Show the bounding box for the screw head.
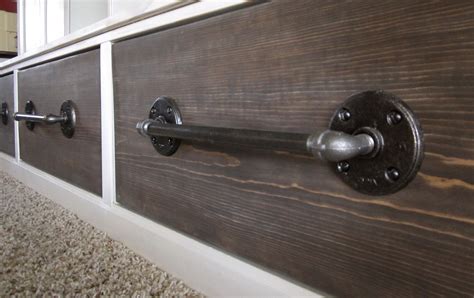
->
[338,108,351,121]
[385,167,400,182]
[387,111,402,125]
[150,108,157,115]
[151,136,158,144]
[337,161,350,173]
[25,101,34,114]
[166,106,173,114]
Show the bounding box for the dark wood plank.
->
[19,49,102,195]
[0,74,14,157]
[113,1,474,296]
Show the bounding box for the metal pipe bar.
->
[139,119,310,154]
[136,119,375,162]
[14,113,66,124]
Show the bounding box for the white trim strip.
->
[100,41,116,207]
[17,0,26,55]
[0,154,320,297]
[13,69,20,162]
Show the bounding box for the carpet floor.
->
[0,170,203,297]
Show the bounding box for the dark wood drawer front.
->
[0,74,14,157]
[18,50,102,195]
[113,1,474,296]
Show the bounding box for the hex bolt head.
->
[151,136,158,144]
[337,161,350,173]
[387,110,402,125]
[385,167,400,181]
[150,108,157,116]
[338,108,351,121]
[166,106,173,114]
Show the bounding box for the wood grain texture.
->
[0,74,14,157]
[113,1,474,296]
[18,49,102,195]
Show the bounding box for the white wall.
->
[22,0,110,52]
[23,0,46,51]
[46,0,66,43]
[69,0,108,33]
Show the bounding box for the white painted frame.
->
[12,0,193,67]
[0,1,323,296]
[13,69,20,162]
[100,41,115,207]
[17,0,192,55]
[17,0,25,54]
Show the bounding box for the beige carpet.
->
[0,171,203,297]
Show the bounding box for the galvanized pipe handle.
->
[136,119,375,162]
[14,100,77,138]
[14,112,66,124]
[1,102,8,125]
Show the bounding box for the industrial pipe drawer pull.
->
[136,91,424,195]
[1,102,8,125]
[14,100,77,138]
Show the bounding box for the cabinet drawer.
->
[0,74,14,157]
[113,1,474,296]
[18,49,102,195]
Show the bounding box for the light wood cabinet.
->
[0,11,16,53]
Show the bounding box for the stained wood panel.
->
[19,49,102,195]
[0,74,14,156]
[113,1,474,296]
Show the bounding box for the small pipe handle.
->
[14,112,66,124]
[1,102,8,125]
[14,100,77,138]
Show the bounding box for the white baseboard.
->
[0,153,320,297]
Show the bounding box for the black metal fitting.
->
[1,102,8,125]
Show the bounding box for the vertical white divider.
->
[13,69,20,163]
[100,41,116,207]
[17,0,26,55]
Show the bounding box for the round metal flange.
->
[25,100,36,131]
[60,100,76,138]
[329,90,423,195]
[148,97,182,156]
[1,102,8,125]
